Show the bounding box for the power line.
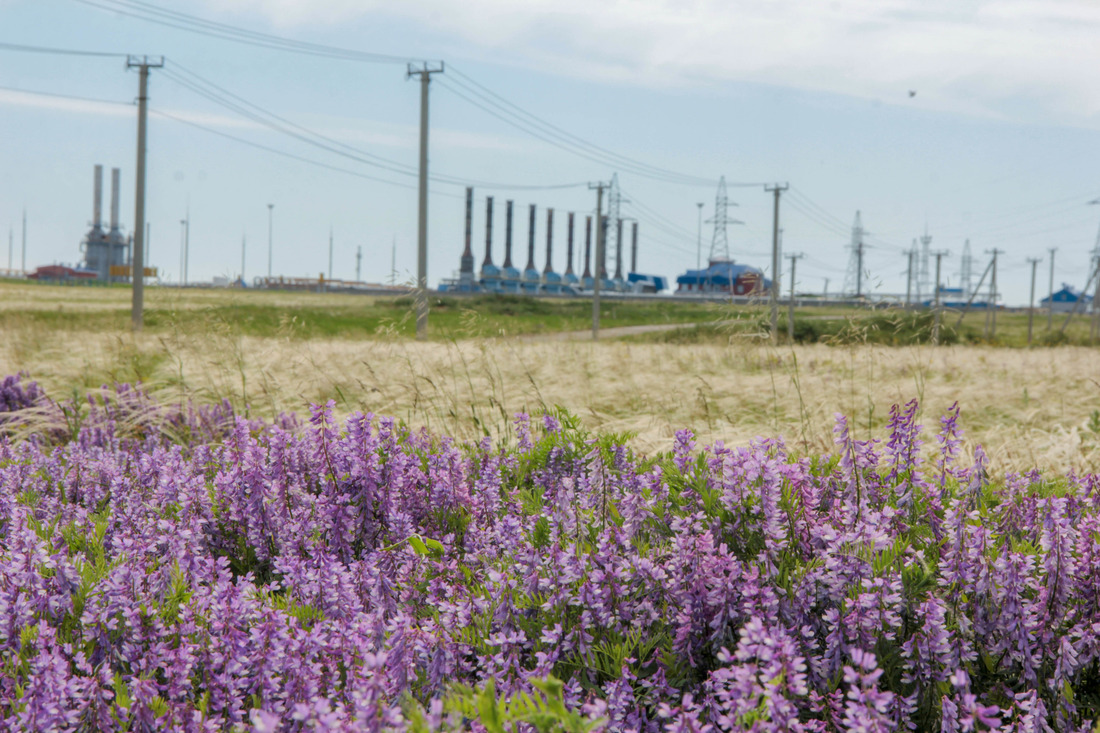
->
[448,66,743,188]
[150,108,465,199]
[436,78,710,187]
[0,83,133,107]
[69,0,418,64]
[159,64,587,191]
[68,0,735,190]
[0,41,126,58]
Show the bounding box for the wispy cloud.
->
[200,0,1100,126]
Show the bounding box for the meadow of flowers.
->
[1,371,1098,731]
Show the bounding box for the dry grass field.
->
[3,312,1099,472]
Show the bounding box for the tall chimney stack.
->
[503,200,514,269]
[482,196,494,267]
[543,208,554,274]
[525,203,537,272]
[110,168,121,233]
[583,215,592,279]
[631,221,638,273]
[565,212,575,276]
[460,186,474,278]
[93,164,103,231]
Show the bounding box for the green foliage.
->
[421,677,605,733]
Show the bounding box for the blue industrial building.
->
[1041,284,1093,313]
[676,260,769,295]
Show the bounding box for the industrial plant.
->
[26,165,157,284]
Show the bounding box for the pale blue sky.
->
[2,0,1100,303]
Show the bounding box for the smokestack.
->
[599,215,609,278]
[460,186,474,276]
[631,221,638,273]
[482,196,494,267]
[565,212,575,276]
[93,164,103,231]
[525,204,537,272]
[503,200,514,268]
[110,168,121,233]
[583,215,592,279]
[543,208,554,274]
[614,217,624,280]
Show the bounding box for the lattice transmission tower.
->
[960,239,972,300]
[842,211,866,296]
[918,227,932,298]
[705,175,741,262]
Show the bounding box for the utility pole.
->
[823,278,829,299]
[328,226,334,284]
[1060,258,1100,335]
[178,220,186,286]
[408,61,445,341]
[905,248,913,307]
[125,56,162,329]
[589,180,609,341]
[931,250,949,345]
[985,249,1003,340]
[1047,247,1057,330]
[356,245,362,283]
[765,183,789,345]
[183,206,190,286]
[1026,257,1041,345]
[695,202,704,272]
[391,236,396,285]
[20,208,26,273]
[267,203,274,280]
[786,252,803,342]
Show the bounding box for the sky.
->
[2,0,1100,304]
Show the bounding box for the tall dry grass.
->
[2,319,1098,472]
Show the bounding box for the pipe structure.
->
[503,200,514,268]
[460,186,474,278]
[583,215,592,278]
[614,217,624,280]
[482,196,494,267]
[630,221,638,273]
[110,168,121,233]
[543,208,554,274]
[599,216,609,278]
[565,212,575,276]
[525,203,537,272]
[93,165,103,231]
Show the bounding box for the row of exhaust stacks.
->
[454,187,639,294]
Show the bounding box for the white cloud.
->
[198,0,1100,126]
[0,89,134,117]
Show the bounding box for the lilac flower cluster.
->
[0,382,1098,732]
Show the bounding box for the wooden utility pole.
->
[786,252,803,342]
[1047,247,1057,330]
[985,249,1003,340]
[1026,257,1041,345]
[408,61,444,340]
[127,54,164,332]
[589,181,609,340]
[765,183,789,345]
[931,251,949,344]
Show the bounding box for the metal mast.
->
[960,239,973,300]
[706,176,741,263]
[918,227,932,298]
[843,211,865,297]
[607,174,621,275]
